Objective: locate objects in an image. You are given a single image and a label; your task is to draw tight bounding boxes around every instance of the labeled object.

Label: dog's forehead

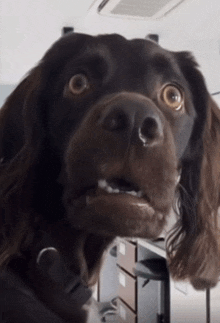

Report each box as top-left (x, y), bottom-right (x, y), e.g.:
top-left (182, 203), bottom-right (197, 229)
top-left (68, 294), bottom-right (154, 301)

top-left (84, 35), bottom-right (171, 62)
top-left (79, 35), bottom-right (181, 78)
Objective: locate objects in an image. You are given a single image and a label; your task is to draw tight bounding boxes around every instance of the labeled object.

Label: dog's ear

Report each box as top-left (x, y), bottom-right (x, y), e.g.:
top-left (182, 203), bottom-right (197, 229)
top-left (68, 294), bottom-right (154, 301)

top-left (0, 67), bottom-right (45, 160)
top-left (0, 33), bottom-right (90, 267)
top-left (0, 65), bottom-right (45, 266)
top-left (190, 97), bottom-right (220, 289)
top-left (167, 52), bottom-right (220, 289)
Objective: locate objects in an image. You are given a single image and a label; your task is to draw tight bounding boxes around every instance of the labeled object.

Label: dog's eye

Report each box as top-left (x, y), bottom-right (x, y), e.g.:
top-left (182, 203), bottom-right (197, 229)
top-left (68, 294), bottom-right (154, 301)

top-left (161, 85), bottom-right (183, 111)
top-left (68, 74), bottom-right (90, 95)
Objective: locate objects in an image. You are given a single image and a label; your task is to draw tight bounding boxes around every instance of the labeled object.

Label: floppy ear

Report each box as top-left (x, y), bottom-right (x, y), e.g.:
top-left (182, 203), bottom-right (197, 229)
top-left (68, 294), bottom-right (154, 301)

top-left (0, 33), bottom-right (92, 268)
top-left (190, 97), bottom-right (220, 288)
top-left (167, 52), bottom-right (220, 289)
top-left (0, 66), bottom-right (45, 267)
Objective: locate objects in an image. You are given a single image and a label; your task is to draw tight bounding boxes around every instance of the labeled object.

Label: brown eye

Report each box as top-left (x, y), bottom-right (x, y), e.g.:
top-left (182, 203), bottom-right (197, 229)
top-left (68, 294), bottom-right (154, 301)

top-left (161, 85), bottom-right (184, 111)
top-left (68, 74), bottom-right (90, 95)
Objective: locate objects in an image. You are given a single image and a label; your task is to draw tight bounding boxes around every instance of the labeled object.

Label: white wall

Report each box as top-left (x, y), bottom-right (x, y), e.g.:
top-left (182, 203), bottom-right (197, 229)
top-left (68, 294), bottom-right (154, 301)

top-left (0, 84), bottom-right (15, 107)
top-left (0, 0), bottom-right (92, 84)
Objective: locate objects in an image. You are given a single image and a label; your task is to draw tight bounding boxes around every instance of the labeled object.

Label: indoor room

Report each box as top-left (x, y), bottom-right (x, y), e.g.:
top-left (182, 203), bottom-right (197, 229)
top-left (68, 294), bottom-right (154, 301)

top-left (0, 1), bottom-right (220, 322)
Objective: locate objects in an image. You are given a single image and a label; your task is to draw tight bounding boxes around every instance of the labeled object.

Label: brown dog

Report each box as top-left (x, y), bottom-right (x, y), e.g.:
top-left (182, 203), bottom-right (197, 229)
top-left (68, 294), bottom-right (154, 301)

top-left (0, 33), bottom-right (220, 322)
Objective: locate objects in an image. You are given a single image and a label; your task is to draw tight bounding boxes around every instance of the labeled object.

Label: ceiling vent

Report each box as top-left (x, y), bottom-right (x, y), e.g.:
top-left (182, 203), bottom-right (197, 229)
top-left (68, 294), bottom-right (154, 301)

top-left (98, 0), bottom-right (184, 19)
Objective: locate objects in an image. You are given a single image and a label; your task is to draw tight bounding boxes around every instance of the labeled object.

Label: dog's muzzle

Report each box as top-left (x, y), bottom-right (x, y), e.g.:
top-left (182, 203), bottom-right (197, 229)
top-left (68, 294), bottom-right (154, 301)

top-left (64, 92), bottom-right (178, 238)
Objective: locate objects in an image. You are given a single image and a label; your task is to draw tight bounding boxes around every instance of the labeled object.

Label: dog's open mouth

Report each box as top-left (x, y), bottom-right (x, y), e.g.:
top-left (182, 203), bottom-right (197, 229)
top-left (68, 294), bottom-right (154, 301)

top-left (65, 174), bottom-right (167, 238)
top-left (78, 177), bottom-right (152, 210)
top-left (89, 177), bottom-right (156, 216)
top-left (97, 178), bottom-right (144, 197)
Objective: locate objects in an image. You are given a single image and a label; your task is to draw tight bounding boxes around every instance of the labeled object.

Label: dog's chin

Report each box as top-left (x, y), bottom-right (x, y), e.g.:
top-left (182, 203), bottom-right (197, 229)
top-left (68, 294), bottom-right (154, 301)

top-left (65, 185), bottom-right (168, 239)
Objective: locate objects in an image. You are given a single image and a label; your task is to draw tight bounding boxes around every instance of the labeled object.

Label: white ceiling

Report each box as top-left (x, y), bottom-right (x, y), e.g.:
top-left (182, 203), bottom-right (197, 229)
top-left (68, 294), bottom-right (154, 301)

top-left (1, 0), bottom-right (220, 87)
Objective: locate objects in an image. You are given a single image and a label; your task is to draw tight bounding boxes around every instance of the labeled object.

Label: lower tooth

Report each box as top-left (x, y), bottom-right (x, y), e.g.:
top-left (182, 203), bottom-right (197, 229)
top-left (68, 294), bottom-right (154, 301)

top-left (106, 186), bottom-right (113, 193)
top-left (126, 191), bottom-right (137, 196)
top-left (98, 179), bottom-right (107, 189)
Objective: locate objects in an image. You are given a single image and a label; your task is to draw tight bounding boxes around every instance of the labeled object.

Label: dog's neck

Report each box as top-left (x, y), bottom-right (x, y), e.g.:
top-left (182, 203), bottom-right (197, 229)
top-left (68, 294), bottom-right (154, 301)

top-left (43, 221), bottom-right (115, 285)
top-left (9, 220), bottom-right (114, 322)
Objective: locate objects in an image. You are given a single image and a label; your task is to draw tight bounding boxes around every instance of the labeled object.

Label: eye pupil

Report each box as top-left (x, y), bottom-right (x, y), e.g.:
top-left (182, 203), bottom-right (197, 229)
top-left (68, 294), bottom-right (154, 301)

top-left (168, 89), bottom-right (180, 102)
top-left (75, 77), bottom-right (83, 88)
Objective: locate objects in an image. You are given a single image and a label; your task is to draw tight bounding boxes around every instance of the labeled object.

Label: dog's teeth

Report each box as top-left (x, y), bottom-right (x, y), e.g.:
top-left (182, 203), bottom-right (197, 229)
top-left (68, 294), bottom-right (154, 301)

top-left (126, 190), bottom-right (143, 197)
top-left (98, 179), bottom-right (143, 197)
top-left (106, 186), bottom-right (113, 193)
top-left (105, 186), bottom-right (121, 194)
top-left (98, 179), bottom-right (108, 189)
top-left (126, 190), bottom-right (137, 196)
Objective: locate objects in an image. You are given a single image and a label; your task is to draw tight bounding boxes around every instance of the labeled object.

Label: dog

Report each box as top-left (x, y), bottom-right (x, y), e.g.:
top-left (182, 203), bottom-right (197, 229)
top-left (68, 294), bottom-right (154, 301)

top-left (0, 32), bottom-right (220, 322)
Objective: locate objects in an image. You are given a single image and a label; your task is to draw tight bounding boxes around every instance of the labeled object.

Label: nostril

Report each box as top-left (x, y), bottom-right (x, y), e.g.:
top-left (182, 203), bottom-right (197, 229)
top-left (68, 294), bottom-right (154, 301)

top-left (139, 116), bottom-right (163, 145)
top-left (101, 109), bottom-right (128, 132)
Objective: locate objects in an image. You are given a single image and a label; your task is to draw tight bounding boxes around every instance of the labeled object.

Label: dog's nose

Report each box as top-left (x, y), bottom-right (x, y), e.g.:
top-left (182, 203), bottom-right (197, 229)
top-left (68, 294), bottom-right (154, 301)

top-left (100, 100), bottom-right (164, 146)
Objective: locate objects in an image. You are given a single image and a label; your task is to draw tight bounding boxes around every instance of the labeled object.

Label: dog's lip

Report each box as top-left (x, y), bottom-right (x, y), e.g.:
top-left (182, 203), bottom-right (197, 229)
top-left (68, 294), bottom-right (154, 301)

top-left (69, 177), bottom-right (155, 217)
top-left (86, 190), bottom-right (156, 217)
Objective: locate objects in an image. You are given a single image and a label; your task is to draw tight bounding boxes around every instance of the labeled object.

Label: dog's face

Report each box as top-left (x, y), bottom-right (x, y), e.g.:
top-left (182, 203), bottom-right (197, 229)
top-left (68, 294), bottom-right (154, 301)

top-left (41, 34), bottom-right (196, 238)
